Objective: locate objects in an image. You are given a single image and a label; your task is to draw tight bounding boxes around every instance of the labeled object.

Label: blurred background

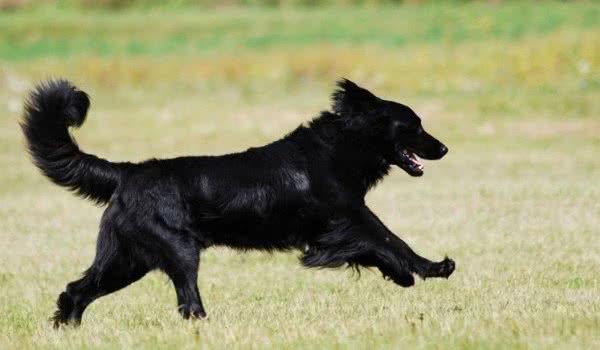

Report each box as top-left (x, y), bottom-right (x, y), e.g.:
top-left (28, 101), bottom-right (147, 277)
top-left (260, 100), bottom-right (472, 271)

top-left (0, 1), bottom-right (599, 349)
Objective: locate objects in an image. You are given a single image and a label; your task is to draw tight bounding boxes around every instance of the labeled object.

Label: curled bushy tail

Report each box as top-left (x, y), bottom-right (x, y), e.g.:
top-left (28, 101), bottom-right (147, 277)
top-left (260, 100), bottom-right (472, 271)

top-left (21, 79), bottom-right (131, 205)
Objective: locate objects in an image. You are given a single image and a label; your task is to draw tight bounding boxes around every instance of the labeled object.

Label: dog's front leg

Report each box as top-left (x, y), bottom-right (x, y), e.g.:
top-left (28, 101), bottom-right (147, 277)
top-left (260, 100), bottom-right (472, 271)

top-left (359, 206), bottom-right (455, 280)
top-left (301, 206), bottom-right (454, 287)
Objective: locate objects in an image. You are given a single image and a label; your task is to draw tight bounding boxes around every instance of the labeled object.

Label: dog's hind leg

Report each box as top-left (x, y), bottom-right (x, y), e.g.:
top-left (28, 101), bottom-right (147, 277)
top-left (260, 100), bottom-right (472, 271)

top-left (161, 242), bottom-right (206, 320)
top-left (52, 227), bottom-right (149, 328)
top-left (148, 225), bottom-right (206, 320)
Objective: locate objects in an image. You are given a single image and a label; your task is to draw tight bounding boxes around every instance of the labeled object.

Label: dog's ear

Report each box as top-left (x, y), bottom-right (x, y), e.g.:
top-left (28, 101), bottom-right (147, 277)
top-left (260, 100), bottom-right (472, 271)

top-left (331, 79), bottom-right (378, 116)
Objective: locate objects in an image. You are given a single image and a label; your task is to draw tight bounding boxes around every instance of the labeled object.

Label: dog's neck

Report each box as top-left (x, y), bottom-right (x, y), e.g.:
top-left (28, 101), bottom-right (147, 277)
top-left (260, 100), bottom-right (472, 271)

top-left (306, 111), bottom-right (391, 196)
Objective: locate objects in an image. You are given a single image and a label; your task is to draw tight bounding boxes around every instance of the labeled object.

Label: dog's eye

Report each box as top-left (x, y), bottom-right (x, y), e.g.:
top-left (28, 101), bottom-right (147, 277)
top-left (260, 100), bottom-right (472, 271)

top-left (416, 127), bottom-right (423, 135)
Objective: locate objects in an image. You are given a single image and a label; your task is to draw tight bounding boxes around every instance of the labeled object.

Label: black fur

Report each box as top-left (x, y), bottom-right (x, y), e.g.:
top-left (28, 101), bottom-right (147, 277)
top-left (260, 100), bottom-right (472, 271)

top-left (22, 78), bottom-right (454, 328)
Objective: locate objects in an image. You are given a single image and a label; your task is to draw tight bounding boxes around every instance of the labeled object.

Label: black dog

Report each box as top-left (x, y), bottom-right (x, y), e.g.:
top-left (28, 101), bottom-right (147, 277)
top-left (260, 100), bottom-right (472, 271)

top-left (22, 79), bottom-right (454, 327)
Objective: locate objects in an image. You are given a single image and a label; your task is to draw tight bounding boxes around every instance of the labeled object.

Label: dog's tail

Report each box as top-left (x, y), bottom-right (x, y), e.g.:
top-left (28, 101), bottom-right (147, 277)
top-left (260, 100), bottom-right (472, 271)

top-left (21, 79), bottom-right (131, 205)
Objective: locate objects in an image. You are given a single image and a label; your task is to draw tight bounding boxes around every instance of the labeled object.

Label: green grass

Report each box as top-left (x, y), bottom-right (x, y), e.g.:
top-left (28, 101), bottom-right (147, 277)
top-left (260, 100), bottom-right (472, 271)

top-left (1, 2), bottom-right (599, 349)
top-left (1, 2), bottom-right (598, 60)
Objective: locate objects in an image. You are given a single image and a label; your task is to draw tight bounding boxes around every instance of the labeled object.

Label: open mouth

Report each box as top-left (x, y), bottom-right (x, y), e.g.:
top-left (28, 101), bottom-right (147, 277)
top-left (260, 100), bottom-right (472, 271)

top-left (397, 149), bottom-right (424, 176)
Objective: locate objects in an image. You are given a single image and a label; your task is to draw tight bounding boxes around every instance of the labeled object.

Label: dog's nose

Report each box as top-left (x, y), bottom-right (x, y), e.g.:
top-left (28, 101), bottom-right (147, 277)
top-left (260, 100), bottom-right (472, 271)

top-left (439, 145), bottom-right (448, 156)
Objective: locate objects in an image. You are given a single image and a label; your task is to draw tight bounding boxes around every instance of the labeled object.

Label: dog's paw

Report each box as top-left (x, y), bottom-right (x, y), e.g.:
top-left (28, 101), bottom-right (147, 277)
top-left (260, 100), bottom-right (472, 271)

top-left (383, 271), bottom-right (415, 287)
top-left (394, 273), bottom-right (415, 287)
top-left (178, 304), bottom-right (207, 320)
top-left (51, 292), bottom-right (77, 329)
top-left (420, 257), bottom-right (455, 279)
top-left (434, 257), bottom-right (455, 279)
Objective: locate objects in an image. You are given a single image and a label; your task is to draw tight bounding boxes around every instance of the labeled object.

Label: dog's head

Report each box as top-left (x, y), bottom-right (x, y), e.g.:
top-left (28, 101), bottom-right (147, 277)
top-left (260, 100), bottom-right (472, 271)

top-left (332, 79), bottom-right (448, 177)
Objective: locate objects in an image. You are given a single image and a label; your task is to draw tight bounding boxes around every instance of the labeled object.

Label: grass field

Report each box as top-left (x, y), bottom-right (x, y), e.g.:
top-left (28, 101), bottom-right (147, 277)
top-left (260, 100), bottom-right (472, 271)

top-left (1, 2), bottom-right (599, 349)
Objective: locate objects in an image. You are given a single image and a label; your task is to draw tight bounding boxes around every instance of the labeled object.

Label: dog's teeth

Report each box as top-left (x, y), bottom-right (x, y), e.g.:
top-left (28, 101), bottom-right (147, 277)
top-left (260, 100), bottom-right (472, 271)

top-left (412, 154), bottom-right (423, 169)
